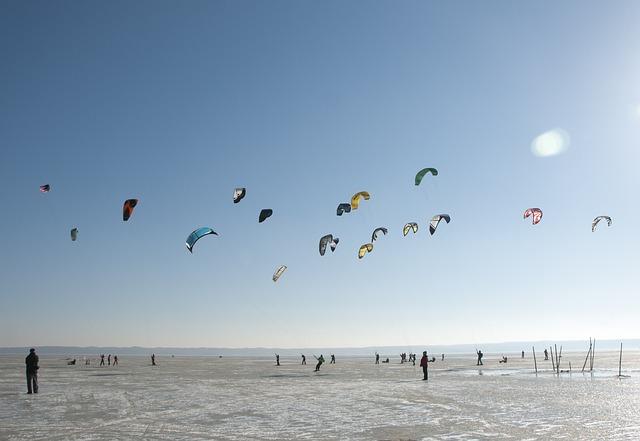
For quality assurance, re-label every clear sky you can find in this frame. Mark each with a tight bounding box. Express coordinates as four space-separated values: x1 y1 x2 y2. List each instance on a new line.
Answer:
2 1 640 348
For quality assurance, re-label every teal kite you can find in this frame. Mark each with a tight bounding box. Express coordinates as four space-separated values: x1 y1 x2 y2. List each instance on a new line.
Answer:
415 168 438 186
186 227 218 253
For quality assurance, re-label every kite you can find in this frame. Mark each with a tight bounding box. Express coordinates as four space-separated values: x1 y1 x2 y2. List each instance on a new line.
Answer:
319 234 340 256
592 216 612 232
523 208 543 225
415 168 438 186
123 199 138 221
39 185 50 193
273 265 287 282
358 243 374 259
350 191 370 210
336 203 352 216
403 222 418 236
70 228 78 241
233 188 246 204
186 227 218 253
259 209 273 223
371 227 388 242
429 214 450 235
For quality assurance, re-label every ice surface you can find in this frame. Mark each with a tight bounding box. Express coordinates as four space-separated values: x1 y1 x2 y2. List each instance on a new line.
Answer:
1 351 640 440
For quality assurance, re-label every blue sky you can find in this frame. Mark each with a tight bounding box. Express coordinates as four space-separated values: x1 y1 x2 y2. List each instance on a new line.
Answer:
2 1 640 348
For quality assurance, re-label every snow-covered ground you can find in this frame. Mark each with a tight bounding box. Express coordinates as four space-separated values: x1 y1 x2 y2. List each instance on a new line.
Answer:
1 351 639 440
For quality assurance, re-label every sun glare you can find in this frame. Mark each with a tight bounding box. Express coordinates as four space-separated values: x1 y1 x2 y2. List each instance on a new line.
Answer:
531 129 570 157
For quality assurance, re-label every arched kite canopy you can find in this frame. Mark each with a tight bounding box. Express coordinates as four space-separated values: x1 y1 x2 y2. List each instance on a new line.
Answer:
403 222 418 236
319 234 339 256
123 199 138 221
336 203 351 216
233 188 246 204
523 208 543 225
429 214 451 235
39 184 50 193
259 209 273 223
273 265 287 282
70 228 78 241
186 227 218 253
371 227 388 242
350 191 370 210
592 216 612 232
358 243 374 259
415 168 438 186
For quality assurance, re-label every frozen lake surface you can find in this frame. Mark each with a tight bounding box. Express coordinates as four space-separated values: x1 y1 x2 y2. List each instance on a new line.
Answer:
2 351 640 440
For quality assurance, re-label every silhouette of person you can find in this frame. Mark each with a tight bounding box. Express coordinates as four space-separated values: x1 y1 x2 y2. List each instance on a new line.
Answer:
25 348 39 394
420 351 429 380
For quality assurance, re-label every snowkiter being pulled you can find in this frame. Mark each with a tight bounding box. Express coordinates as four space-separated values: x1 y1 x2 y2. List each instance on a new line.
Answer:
314 354 325 372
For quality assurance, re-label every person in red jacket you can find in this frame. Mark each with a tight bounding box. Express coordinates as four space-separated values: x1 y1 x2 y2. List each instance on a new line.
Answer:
420 351 428 381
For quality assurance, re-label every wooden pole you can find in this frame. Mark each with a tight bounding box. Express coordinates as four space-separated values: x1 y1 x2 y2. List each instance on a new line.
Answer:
618 342 623 377
591 339 596 372
532 346 538 374
554 344 559 374
550 346 556 372
581 344 591 373
558 346 563 373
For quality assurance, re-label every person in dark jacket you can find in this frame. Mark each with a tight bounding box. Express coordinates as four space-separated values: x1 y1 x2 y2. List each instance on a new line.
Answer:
25 348 39 394
301 354 306 365
420 351 428 380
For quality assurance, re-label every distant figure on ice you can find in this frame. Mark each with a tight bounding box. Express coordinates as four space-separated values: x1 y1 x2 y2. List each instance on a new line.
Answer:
420 351 429 381
301 354 306 365
314 354 325 372
67 359 76 365
476 350 484 366
276 354 280 366
544 349 549 360
521 351 525 359
499 356 508 364
375 352 380 365
382 358 389 363
442 353 445 361
330 354 335 364
100 354 105 366
25 348 39 394
108 354 111 366
113 355 118 366
411 354 416 366
151 354 156 366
